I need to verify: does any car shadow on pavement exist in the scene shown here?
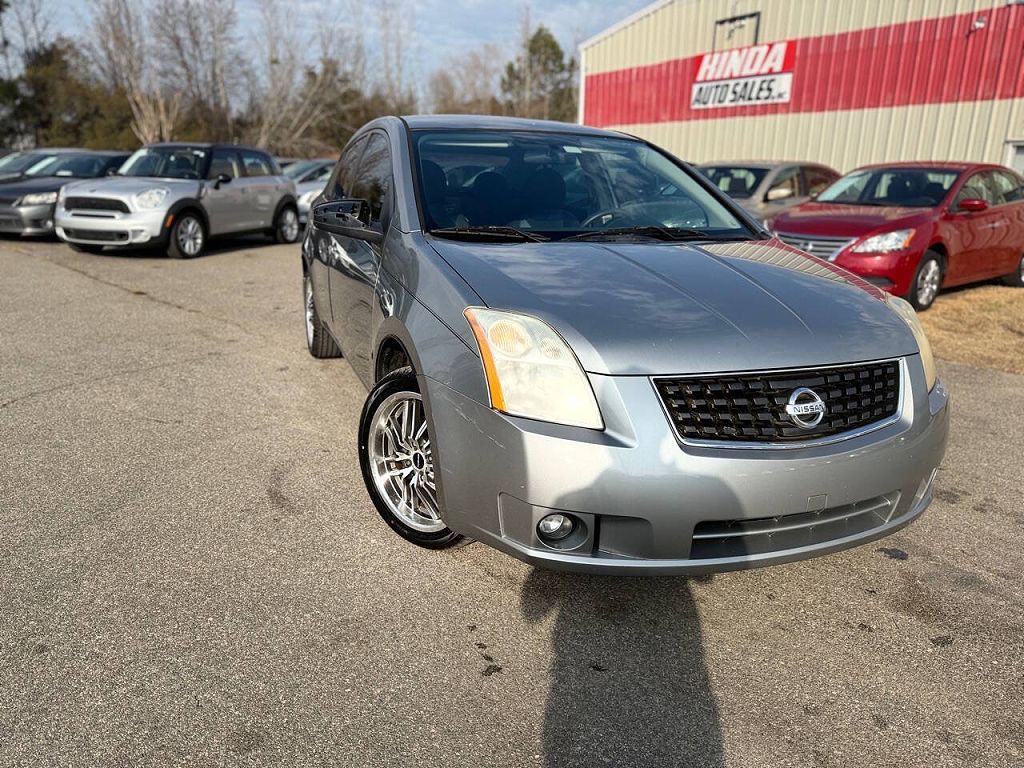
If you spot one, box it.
[520,569,723,768]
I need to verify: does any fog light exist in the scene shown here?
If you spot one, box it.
[537,513,574,541]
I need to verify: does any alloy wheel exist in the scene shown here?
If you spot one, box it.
[368,391,444,533]
[304,275,315,347]
[281,208,299,242]
[916,259,941,307]
[177,216,204,257]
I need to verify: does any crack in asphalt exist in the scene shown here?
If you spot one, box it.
[45,256,265,340]
[0,352,222,410]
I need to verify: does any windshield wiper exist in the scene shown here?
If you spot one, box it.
[564,225,713,242]
[430,225,549,243]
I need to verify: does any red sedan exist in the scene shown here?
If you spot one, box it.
[768,162,1024,309]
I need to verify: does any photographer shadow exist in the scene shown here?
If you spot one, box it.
[521,568,724,768]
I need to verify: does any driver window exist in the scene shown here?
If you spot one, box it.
[953,173,993,207]
[349,132,393,231]
[766,168,799,201]
[208,149,241,180]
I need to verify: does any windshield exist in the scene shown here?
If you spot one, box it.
[119,147,207,179]
[412,131,748,240]
[700,166,770,199]
[25,154,113,178]
[817,168,960,207]
[0,152,51,174]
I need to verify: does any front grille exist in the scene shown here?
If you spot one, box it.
[690,494,898,559]
[63,228,128,242]
[655,360,901,444]
[776,232,855,261]
[64,197,130,213]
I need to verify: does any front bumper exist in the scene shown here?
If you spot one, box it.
[0,203,57,236]
[54,206,167,247]
[835,249,920,296]
[424,357,949,574]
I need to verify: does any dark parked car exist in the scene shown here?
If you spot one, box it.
[769,162,1024,309]
[301,115,948,575]
[0,151,128,237]
[0,148,84,184]
[699,161,840,223]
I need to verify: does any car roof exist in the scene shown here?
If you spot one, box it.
[400,114,624,138]
[852,161,989,172]
[697,160,826,169]
[144,142,270,153]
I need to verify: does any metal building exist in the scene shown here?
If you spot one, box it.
[579,0,1024,173]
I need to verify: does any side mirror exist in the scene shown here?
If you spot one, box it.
[312,198,380,243]
[766,187,794,202]
[957,197,988,213]
[213,173,232,189]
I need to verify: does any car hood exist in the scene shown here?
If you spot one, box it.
[62,176,202,198]
[771,202,930,237]
[0,176,76,198]
[429,237,918,376]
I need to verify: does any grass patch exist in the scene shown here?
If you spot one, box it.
[919,283,1024,374]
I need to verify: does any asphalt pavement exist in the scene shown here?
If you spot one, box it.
[1,237,1021,768]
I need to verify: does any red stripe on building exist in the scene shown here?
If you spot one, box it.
[583,5,1024,127]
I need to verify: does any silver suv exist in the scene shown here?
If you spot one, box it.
[55,143,299,258]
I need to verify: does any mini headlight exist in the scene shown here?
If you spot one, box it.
[887,295,937,391]
[19,191,58,206]
[853,229,915,253]
[298,189,319,206]
[133,188,169,210]
[464,307,603,429]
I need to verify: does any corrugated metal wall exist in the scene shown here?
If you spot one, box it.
[580,0,1024,170]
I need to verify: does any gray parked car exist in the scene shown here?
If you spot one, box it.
[285,159,334,224]
[0,151,127,237]
[302,115,948,575]
[699,161,840,223]
[55,143,299,258]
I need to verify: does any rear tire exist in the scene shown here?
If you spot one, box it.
[68,243,104,254]
[304,272,341,358]
[167,212,205,259]
[274,205,300,244]
[907,250,943,310]
[1001,253,1024,287]
[358,367,465,550]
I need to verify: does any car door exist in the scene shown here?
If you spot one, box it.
[325,130,392,385]
[947,171,1000,284]
[203,148,247,235]
[985,169,1024,276]
[308,137,366,349]
[239,149,276,229]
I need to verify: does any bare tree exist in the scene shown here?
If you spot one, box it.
[151,0,240,139]
[1,0,53,78]
[427,44,503,115]
[244,0,355,154]
[87,0,182,143]
[376,0,416,112]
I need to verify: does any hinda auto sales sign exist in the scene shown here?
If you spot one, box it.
[691,41,794,110]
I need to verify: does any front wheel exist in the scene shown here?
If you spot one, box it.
[274,205,300,244]
[167,212,205,259]
[358,367,465,549]
[907,251,943,310]
[1001,253,1024,287]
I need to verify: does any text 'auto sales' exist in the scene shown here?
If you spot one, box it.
[691,40,795,110]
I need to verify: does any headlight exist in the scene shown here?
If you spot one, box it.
[133,188,169,210]
[852,229,915,253]
[887,295,937,391]
[19,191,58,206]
[298,189,319,206]
[464,307,603,429]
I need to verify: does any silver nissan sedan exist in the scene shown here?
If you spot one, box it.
[301,115,949,575]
